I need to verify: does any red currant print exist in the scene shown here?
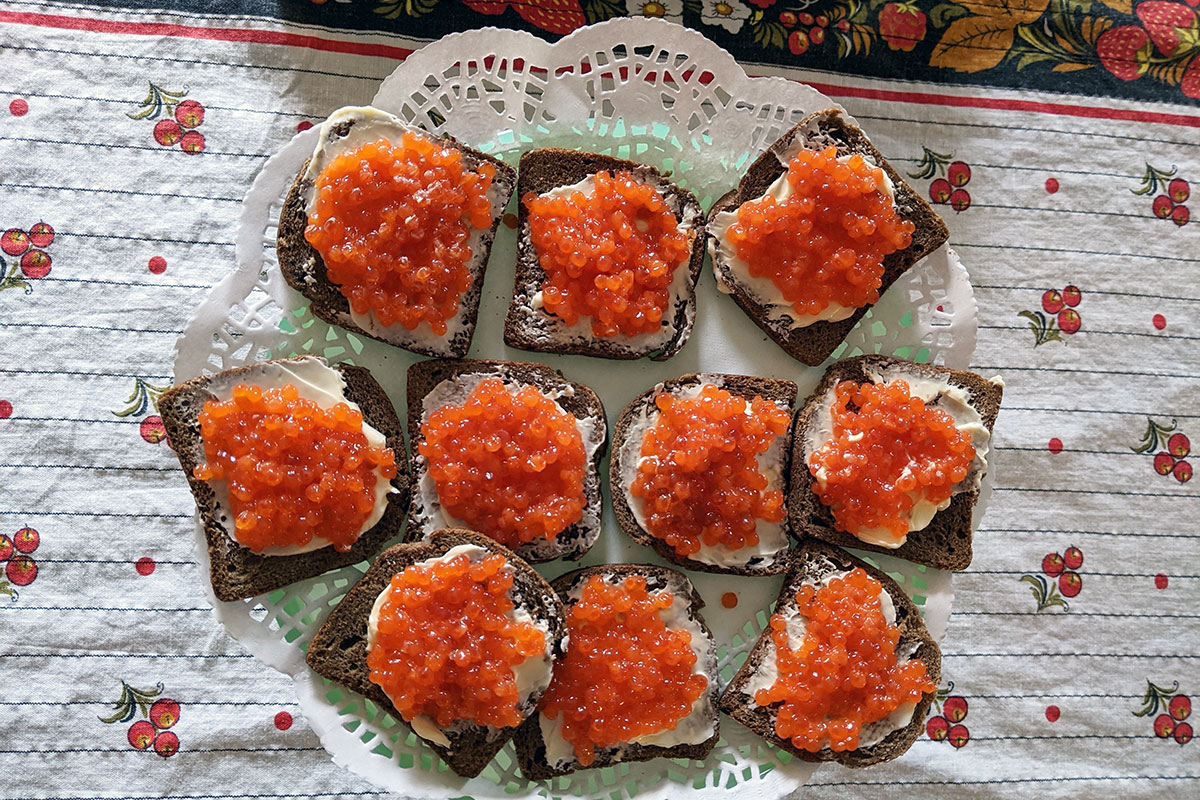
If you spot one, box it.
[799,12,814,24]
[1058,571,1082,598]
[1156,573,1170,589]
[28,222,54,249]
[1135,419,1194,482]
[5,555,37,586]
[99,680,182,753]
[810,26,826,45]
[1172,205,1189,226]
[779,10,797,26]
[0,534,12,561]
[1176,722,1194,745]
[136,557,156,576]
[1156,713,1176,738]
[1042,289,1064,314]
[1045,177,1060,193]
[148,256,167,274]
[1062,286,1081,307]
[154,731,179,758]
[180,130,205,155]
[274,711,294,731]
[0,400,11,419]
[1173,460,1192,483]
[14,527,38,554]
[947,161,971,187]
[128,720,156,750]
[943,696,968,723]
[1063,546,1083,570]
[949,188,971,212]
[1155,451,1176,475]
[1,229,29,256]
[1168,433,1191,457]
[926,715,949,740]
[153,119,182,146]
[1170,695,1191,721]
[1042,552,1065,577]
[1153,195,1173,218]
[19,249,51,279]
[1048,437,1063,454]
[1153,313,1167,330]
[929,178,952,204]
[787,30,810,55]
[9,98,28,116]
[149,698,180,729]
[140,416,167,444]
[174,99,205,129]
[297,120,314,133]
[1045,705,1061,722]
[947,724,970,748]
[1057,308,1081,334]
[1169,178,1191,204]
[836,18,850,31]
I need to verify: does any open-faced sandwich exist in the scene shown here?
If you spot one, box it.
[706,108,950,365]
[158,355,410,601]
[306,530,567,778]
[515,564,719,778]
[406,358,606,564]
[278,106,517,358]
[790,354,1003,570]
[610,373,797,576]
[720,541,940,767]
[504,148,705,360]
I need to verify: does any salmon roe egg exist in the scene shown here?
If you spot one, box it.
[419,378,587,547]
[304,132,496,335]
[755,567,935,752]
[726,146,914,316]
[540,575,708,766]
[631,384,790,557]
[524,170,693,338]
[192,383,398,553]
[367,551,546,730]
[807,379,975,542]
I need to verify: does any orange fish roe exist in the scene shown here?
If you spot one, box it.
[807,379,975,542]
[524,170,693,338]
[367,550,546,730]
[419,378,587,547]
[193,383,398,553]
[631,384,790,557]
[304,132,496,335]
[540,575,708,766]
[755,567,935,752]
[726,146,914,316]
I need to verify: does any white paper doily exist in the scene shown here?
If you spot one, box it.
[173,18,982,800]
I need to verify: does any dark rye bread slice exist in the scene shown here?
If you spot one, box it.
[706,108,950,366]
[514,564,720,779]
[305,529,568,779]
[158,356,412,602]
[790,354,1003,571]
[276,111,516,358]
[504,148,705,361]
[610,373,798,576]
[719,540,941,768]
[406,358,607,564]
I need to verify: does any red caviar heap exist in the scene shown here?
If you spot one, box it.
[726,147,914,316]
[420,378,587,547]
[525,170,692,338]
[304,132,496,335]
[755,567,934,752]
[540,575,708,765]
[631,384,790,557]
[367,550,546,730]
[807,379,975,541]
[193,383,397,553]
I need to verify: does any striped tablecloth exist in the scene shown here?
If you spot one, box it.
[0,2,1197,798]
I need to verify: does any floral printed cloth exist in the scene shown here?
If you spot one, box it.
[0,2,1197,799]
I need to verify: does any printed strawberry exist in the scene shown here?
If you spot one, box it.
[1182,54,1200,100]
[1096,26,1153,80]
[879,2,927,52]
[1136,2,1197,57]
[513,0,587,35]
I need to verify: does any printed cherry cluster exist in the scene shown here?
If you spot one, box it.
[1133,418,1192,484]
[926,685,970,748]
[99,681,181,758]
[1018,285,1082,346]
[0,527,40,600]
[1133,163,1190,227]
[128,83,206,155]
[1020,546,1083,612]
[780,11,850,55]
[0,222,55,291]
[908,148,973,212]
[1134,680,1192,746]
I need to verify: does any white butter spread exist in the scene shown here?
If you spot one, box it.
[708,150,896,330]
[202,356,396,557]
[805,368,991,549]
[618,376,790,568]
[366,543,556,749]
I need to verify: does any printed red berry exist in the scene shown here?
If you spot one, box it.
[153,119,182,146]
[13,527,38,554]
[929,178,952,204]
[19,249,51,279]
[0,229,29,256]
[1171,205,1189,226]
[1096,26,1152,81]
[836,19,850,32]
[810,26,826,45]
[1058,308,1081,334]
[1185,57,1200,99]
[28,222,54,248]
[9,98,28,116]
[149,698,180,729]
[153,730,179,758]
[1048,437,1064,454]
[1062,285,1081,307]
[148,256,167,274]
[1058,571,1082,597]
[1042,552,1065,577]
[0,400,10,419]
[1155,451,1177,475]
[1168,433,1191,457]
[5,555,37,586]
[949,188,971,212]
[274,711,294,731]
[1063,546,1082,570]
[0,534,12,562]
[1169,178,1191,203]
[180,130,206,155]
[1045,177,1060,193]
[1136,1,1196,57]
[947,161,971,187]
[1155,713,1176,737]
[1153,194,1175,218]
[1156,573,1169,589]
[1153,313,1167,330]
[1176,721,1193,745]
[926,715,949,740]
[799,12,814,25]
[140,416,167,444]
[296,120,314,132]
[943,696,968,723]
[1042,289,1064,313]
[947,724,970,748]
[1173,460,1192,483]
[1045,705,1061,722]
[879,2,927,52]
[136,556,156,576]
[1170,695,1192,721]
[779,10,797,26]
[174,99,205,129]
[787,30,810,55]
[815,13,829,26]
[128,720,156,750]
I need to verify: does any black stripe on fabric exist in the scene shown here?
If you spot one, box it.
[974,282,1200,299]
[978,527,1200,539]
[980,325,1199,342]
[0,134,267,160]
